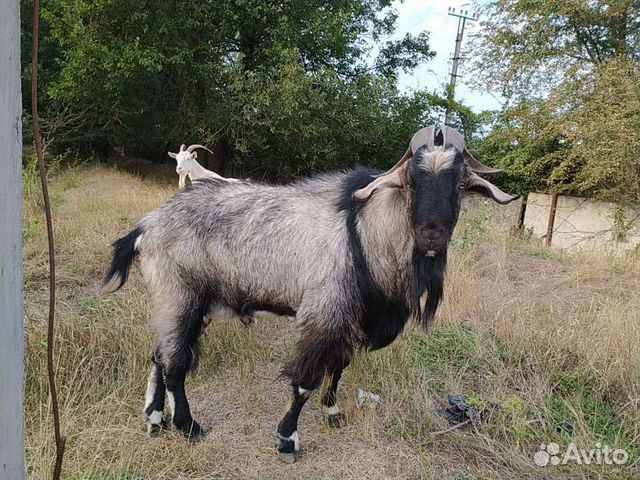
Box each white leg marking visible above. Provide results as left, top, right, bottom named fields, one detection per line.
left=147, top=410, right=163, bottom=426
left=290, top=431, right=299, bottom=451
left=167, top=391, right=176, bottom=422
left=143, top=365, right=157, bottom=413
left=278, top=431, right=300, bottom=451
left=324, top=405, right=340, bottom=416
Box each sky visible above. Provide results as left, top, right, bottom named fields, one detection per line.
left=385, top=0, right=503, bottom=112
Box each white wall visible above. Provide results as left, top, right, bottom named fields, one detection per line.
left=525, top=192, right=640, bottom=253
left=0, top=0, right=25, bottom=478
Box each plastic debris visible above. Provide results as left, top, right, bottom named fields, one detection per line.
left=437, top=395, right=499, bottom=429
left=356, top=388, right=381, bottom=408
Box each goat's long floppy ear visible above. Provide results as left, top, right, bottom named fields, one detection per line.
left=441, top=125, right=502, bottom=174
left=467, top=173, right=519, bottom=205
left=353, top=126, right=435, bottom=201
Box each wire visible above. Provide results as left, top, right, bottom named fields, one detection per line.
left=31, top=0, right=66, bottom=478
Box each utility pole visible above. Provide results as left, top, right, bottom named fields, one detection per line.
left=444, top=7, right=478, bottom=126
left=0, top=0, right=25, bottom=478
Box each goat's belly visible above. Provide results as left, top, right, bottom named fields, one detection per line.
left=240, top=300, right=296, bottom=318
left=204, top=299, right=296, bottom=324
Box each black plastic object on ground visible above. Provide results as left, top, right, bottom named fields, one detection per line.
left=438, top=395, right=500, bottom=429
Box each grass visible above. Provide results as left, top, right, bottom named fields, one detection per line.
left=23, top=161, right=640, bottom=479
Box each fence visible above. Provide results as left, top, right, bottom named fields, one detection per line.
left=524, top=192, right=640, bottom=253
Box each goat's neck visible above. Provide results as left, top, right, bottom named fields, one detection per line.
left=357, top=188, right=414, bottom=294
left=187, top=159, right=211, bottom=180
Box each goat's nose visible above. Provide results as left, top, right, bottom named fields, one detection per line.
left=418, top=223, right=445, bottom=241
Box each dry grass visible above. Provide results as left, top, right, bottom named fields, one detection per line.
left=24, top=162, right=640, bottom=479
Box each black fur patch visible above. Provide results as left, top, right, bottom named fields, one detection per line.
left=338, top=168, right=447, bottom=345
left=281, top=334, right=352, bottom=389
left=412, top=250, right=446, bottom=326
left=338, top=169, right=414, bottom=350
left=174, top=291, right=214, bottom=372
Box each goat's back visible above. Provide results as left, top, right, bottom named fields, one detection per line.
left=137, top=171, right=374, bottom=308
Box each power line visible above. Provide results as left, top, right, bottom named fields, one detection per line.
left=444, top=7, right=478, bottom=126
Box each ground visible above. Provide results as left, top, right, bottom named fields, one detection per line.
left=23, top=160, right=640, bottom=479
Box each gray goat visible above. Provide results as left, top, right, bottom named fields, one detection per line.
left=102, top=125, right=518, bottom=462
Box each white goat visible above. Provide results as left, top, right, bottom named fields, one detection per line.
left=168, top=144, right=236, bottom=189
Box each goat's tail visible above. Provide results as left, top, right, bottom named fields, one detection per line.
left=101, top=225, right=144, bottom=294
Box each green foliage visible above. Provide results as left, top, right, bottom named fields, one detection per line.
left=469, top=0, right=640, bottom=98
left=470, top=1, right=640, bottom=203
left=454, top=211, right=489, bottom=253
left=21, top=0, right=456, bottom=178
left=612, top=205, right=633, bottom=243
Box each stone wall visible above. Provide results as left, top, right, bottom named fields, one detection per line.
left=524, top=192, right=640, bottom=253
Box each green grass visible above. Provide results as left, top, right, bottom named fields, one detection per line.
left=24, top=163, right=640, bottom=479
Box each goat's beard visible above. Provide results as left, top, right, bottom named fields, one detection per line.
left=411, top=248, right=447, bottom=327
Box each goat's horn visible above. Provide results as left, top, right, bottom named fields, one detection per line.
left=373, top=126, right=436, bottom=178
left=354, top=126, right=436, bottom=200
left=186, top=144, right=215, bottom=156
left=440, top=125, right=502, bottom=174
left=179, top=144, right=187, bottom=152
left=440, top=125, right=465, bottom=152
left=463, top=151, right=503, bottom=174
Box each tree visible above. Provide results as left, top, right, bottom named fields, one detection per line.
left=469, top=0, right=640, bottom=203
left=22, top=0, right=439, bottom=179
left=469, top=0, right=640, bottom=100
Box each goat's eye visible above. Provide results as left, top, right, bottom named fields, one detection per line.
left=458, top=181, right=466, bottom=190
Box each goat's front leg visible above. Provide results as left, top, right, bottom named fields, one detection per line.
left=276, top=385, right=312, bottom=463
left=322, top=366, right=347, bottom=428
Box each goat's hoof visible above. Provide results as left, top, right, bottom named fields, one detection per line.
left=276, top=432, right=299, bottom=462
left=327, top=412, right=346, bottom=428
left=278, top=451, right=297, bottom=464
left=182, top=420, right=206, bottom=443
left=147, top=422, right=165, bottom=438
left=146, top=413, right=167, bottom=437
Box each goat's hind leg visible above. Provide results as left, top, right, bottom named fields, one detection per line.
left=143, top=347, right=167, bottom=437
left=154, top=292, right=211, bottom=441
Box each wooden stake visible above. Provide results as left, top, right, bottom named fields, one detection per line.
left=545, top=191, right=559, bottom=247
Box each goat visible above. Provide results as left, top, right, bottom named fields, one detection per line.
left=168, top=144, right=237, bottom=189
left=102, top=125, right=518, bottom=462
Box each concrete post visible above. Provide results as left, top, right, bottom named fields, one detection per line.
left=0, top=0, right=25, bottom=478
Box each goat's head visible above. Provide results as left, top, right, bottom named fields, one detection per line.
left=168, top=144, right=198, bottom=177
left=168, top=144, right=215, bottom=189
left=353, top=125, right=519, bottom=256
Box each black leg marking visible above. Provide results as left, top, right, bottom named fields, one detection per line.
left=277, top=326, right=354, bottom=461
left=160, top=293, right=211, bottom=442
left=165, top=368, right=204, bottom=441
left=322, top=366, right=347, bottom=428
left=276, top=386, right=311, bottom=463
